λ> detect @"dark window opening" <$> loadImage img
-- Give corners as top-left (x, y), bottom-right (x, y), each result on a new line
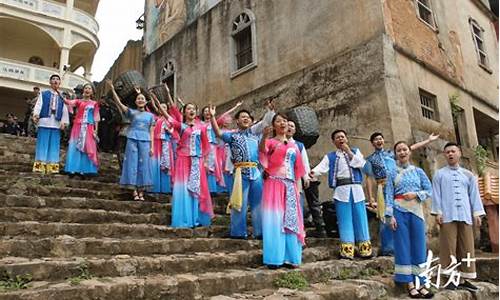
top-left (419, 89), bottom-right (439, 121)
top-left (234, 27), bottom-right (253, 70)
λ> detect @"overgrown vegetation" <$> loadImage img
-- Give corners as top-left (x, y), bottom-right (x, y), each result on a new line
top-left (449, 92), bottom-right (463, 119)
top-left (273, 271), bottom-right (309, 290)
top-left (337, 268), bottom-right (356, 280)
top-left (474, 145), bottom-right (488, 176)
top-left (0, 270), bottom-right (32, 292)
top-left (68, 262), bottom-right (93, 285)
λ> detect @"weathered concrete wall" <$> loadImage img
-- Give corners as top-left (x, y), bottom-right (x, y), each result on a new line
top-left (143, 0), bottom-right (386, 106)
top-left (95, 40), bottom-right (143, 98)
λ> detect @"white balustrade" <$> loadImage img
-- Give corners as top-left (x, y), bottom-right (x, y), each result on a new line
top-left (1, 0), bottom-right (99, 35)
top-left (0, 58), bottom-right (90, 89)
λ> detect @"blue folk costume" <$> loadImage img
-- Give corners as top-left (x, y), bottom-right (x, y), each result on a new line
top-left (222, 109), bottom-right (275, 239)
top-left (312, 148), bottom-right (372, 259)
top-left (385, 163), bottom-right (432, 284)
top-left (119, 108), bottom-right (155, 190)
top-left (33, 90), bottom-right (69, 174)
top-left (365, 149), bottom-right (396, 255)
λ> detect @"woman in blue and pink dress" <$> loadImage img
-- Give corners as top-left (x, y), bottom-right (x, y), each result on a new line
top-left (156, 101), bottom-right (214, 227)
top-left (200, 106), bottom-right (224, 193)
top-left (64, 83), bottom-right (100, 177)
top-left (259, 113), bottom-right (305, 268)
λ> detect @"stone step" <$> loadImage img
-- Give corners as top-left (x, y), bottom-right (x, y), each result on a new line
top-left (0, 237), bottom-right (332, 259)
top-left (0, 195), bottom-right (166, 215)
top-left (210, 278), bottom-right (499, 300)
top-left (0, 221), bottom-right (227, 239)
top-left (0, 257), bottom-right (394, 300)
top-left (0, 161), bottom-right (119, 176)
top-left (0, 246), bottom-right (336, 282)
top-left (0, 195), bottom-right (230, 219)
top-left (0, 237), bottom-right (262, 258)
top-left (0, 207), bottom-right (167, 226)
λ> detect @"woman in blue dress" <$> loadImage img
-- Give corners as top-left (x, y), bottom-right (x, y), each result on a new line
top-left (385, 141), bottom-right (434, 299)
top-left (107, 80), bottom-right (155, 201)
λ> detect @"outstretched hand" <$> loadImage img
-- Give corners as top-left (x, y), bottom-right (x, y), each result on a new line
top-left (267, 99), bottom-right (275, 111)
top-left (428, 133), bottom-right (440, 142)
top-left (105, 79), bottom-right (114, 89)
top-left (209, 105), bottom-right (216, 117)
top-left (134, 86), bottom-right (141, 95)
top-left (263, 126), bottom-right (274, 138)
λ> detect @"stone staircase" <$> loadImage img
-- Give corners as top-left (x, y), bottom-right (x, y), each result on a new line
top-left (0, 134), bottom-right (497, 299)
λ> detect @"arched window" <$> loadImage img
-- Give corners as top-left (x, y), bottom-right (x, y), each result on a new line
top-left (160, 60), bottom-right (175, 97)
top-left (28, 56), bottom-right (44, 66)
top-left (230, 10), bottom-right (257, 78)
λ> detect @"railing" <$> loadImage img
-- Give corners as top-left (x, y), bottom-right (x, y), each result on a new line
top-left (1, 0), bottom-right (99, 36)
top-left (0, 58), bottom-right (89, 89)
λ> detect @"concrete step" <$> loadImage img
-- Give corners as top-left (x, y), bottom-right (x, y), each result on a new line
top-left (0, 221), bottom-right (229, 239)
top-left (0, 257), bottom-right (395, 300)
top-left (0, 245), bottom-right (336, 282)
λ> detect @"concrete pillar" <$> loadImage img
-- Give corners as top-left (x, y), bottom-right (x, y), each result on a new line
top-left (65, 0), bottom-right (74, 18)
top-left (59, 47), bottom-right (70, 85)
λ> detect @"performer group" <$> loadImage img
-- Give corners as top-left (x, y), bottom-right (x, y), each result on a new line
top-left (29, 74), bottom-right (488, 299)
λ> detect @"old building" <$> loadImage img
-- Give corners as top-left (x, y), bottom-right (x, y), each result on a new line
top-left (0, 0), bottom-right (99, 118)
top-left (142, 0), bottom-right (498, 200)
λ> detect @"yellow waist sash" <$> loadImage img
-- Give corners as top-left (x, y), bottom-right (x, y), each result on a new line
top-left (227, 162), bottom-right (258, 214)
top-left (376, 179), bottom-right (386, 221)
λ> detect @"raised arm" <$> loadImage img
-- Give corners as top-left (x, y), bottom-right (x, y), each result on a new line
top-left (259, 126), bottom-right (273, 153)
top-left (209, 105), bottom-right (223, 138)
top-left (217, 101), bottom-right (242, 123)
top-left (149, 91), bottom-right (160, 114)
top-left (410, 133), bottom-right (439, 151)
top-left (106, 80), bottom-right (128, 113)
top-left (164, 83), bottom-right (174, 108)
top-left (250, 99), bottom-right (276, 135)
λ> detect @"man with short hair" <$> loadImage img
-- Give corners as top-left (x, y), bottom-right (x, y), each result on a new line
top-left (210, 101), bottom-right (275, 239)
top-left (310, 129), bottom-right (372, 259)
top-left (32, 74), bottom-right (69, 174)
top-left (431, 142), bottom-right (485, 292)
top-left (365, 132), bottom-right (439, 256)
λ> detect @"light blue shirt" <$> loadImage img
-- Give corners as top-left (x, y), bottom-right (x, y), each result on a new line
top-left (385, 164), bottom-right (432, 219)
top-left (126, 108), bottom-right (155, 141)
top-left (431, 166), bottom-right (485, 225)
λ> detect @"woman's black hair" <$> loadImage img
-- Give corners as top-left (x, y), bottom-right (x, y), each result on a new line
top-left (393, 140), bottom-right (409, 153)
top-left (199, 106), bottom-right (210, 121)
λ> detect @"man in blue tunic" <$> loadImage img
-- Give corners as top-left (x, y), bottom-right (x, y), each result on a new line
top-left (365, 132), bottom-right (439, 256)
top-left (210, 101), bottom-right (275, 239)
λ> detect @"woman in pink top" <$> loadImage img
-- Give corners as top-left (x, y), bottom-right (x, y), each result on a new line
top-left (259, 113), bottom-right (305, 268)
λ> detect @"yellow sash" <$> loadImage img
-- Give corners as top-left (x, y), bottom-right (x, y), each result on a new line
top-left (376, 179), bottom-right (386, 221)
top-left (227, 162), bottom-right (258, 214)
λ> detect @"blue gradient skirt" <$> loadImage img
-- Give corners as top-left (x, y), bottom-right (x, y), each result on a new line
top-left (65, 142), bottom-right (98, 175)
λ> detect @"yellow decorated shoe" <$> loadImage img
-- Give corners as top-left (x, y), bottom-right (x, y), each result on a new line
top-left (33, 161), bottom-right (46, 173)
top-left (340, 242), bottom-right (355, 259)
top-left (357, 240), bottom-right (373, 258)
top-left (46, 163), bottom-right (60, 174)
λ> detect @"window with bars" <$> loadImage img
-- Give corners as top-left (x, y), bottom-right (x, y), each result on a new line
top-left (419, 89), bottom-right (439, 121)
top-left (416, 0), bottom-right (436, 29)
top-left (231, 11), bottom-right (257, 77)
top-left (470, 19), bottom-right (489, 68)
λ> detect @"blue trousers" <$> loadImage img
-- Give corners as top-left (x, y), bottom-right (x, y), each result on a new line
top-left (230, 177), bottom-right (263, 238)
top-left (120, 138), bottom-right (153, 189)
top-left (393, 209), bottom-right (427, 284)
top-left (335, 192), bottom-right (372, 257)
top-left (35, 127), bottom-right (61, 163)
top-left (379, 220), bottom-right (395, 255)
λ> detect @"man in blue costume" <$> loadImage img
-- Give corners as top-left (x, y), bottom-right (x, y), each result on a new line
top-left (32, 74), bottom-right (69, 174)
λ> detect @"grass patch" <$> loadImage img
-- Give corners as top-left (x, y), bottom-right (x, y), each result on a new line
top-left (0, 270), bottom-right (32, 292)
top-left (359, 267), bottom-right (379, 278)
top-left (337, 268), bottom-right (356, 280)
top-left (68, 262), bottom-right (93, 285)
top-left (273, 271), bottom-right (308, 290)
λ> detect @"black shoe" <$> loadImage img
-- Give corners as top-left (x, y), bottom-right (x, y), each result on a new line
top-left (444, 283), bottom-right (458, 290)
top-left (418, 287), bottom-right (434, 299)
top-left (267, 264), bottom-right (281, 270)
top-left (458, 280), bottom-right (479, 292)
top-left (283, 263), bottom-right (298, 269)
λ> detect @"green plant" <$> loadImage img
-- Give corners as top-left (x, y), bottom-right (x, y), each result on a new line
top-left (449, 93), bottom-right (463, 119)
top-left (337, 268), bottom-right (356, 280)
top-left (474, 145), bottom-right (488, 176)
top-left (273, 271), bottom-right (309, 290)
top-left (359, 267), bottom-right (379, 278)
top-left (68, 262), bottom-right (93, 285)
top-left (0, 271), bottom-right (32, 292)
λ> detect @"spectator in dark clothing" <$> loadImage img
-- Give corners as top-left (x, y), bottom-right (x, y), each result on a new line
top-left (97, 97), bottom-right (119, 152)
top-left (24, 87), bottom-right (40, 137)
top-left (2, 113), bottom-right (22, 136)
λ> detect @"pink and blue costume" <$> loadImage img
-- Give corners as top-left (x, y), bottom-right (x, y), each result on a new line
top-left (64, 99), bottom-right (100, 175)
top-left (260, 139), bottom-right (305, 266)
top-left (170, 107), bottom-right (214, 228)
top-left (151, 116), bottom-right (174, 194)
